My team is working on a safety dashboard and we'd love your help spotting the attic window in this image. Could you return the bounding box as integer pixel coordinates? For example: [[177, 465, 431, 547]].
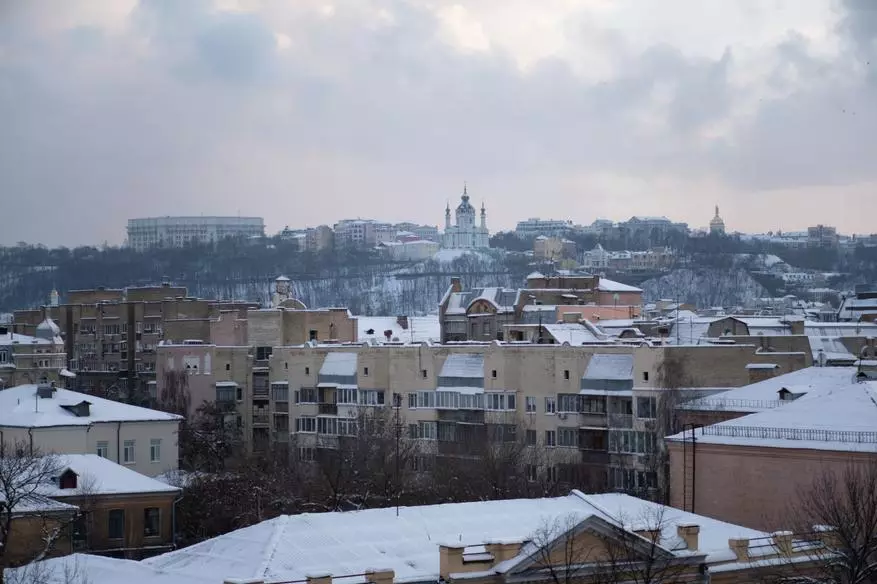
[[60, 401, 91, 418], [59, 469, 78, 490]]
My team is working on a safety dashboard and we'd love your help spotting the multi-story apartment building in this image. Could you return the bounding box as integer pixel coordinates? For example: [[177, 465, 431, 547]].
[[156, 338, 810, 493], [807, 224, 839, 248], [514, 218, 574, 238], [12, 284, 258, 395], [394, 222, 441, 242], [126, 216, 265, 251], [334, 219, 380, 248], [0, 319, 69, 388], [533, 236, 576, 261]]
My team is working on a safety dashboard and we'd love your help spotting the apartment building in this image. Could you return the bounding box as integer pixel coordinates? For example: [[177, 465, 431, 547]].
[[0, 319, 69, 388], [533, 236, 576, 261], [126, 216, 265, 251], [0, 382, 182, 478], [16, 490, 828, 584], [12, 284, 258, 395]]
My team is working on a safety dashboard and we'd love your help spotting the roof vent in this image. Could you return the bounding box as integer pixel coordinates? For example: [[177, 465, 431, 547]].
[[36, 382, 55, 399]]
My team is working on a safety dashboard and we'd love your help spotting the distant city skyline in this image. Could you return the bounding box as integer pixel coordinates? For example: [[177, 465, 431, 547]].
[[2, 0, 875, 247]]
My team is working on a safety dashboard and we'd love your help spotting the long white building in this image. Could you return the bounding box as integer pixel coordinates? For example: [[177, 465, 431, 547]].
[[126, 216, 265, 251]]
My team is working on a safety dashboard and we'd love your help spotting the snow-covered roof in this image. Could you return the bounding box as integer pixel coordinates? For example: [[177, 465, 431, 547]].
[[319, 352, 358, 377], [678, 366, 860, 414], [669, 378, 877, 453], [113, 491, 766, 584], [583, 354, 634, 381], [542, 323, 607, 345], [809, 337, 857, 364], [0, 491, 78, 516], [0, 385, 182, 428], [39, 455, 180, 497], [0, 331, 58, 346], [439, 354, 484, 379], [527, 271, 545, 279], [357, 316, 441, 344], [596, 278, 642, 293]]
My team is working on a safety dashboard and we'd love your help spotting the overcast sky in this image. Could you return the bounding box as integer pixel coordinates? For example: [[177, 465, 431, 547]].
[[1, 0, 875, 247]]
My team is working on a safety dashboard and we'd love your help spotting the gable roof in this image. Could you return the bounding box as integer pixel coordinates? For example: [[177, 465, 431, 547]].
[[39, 455, 180, 497], [0, 385, 182, 428]]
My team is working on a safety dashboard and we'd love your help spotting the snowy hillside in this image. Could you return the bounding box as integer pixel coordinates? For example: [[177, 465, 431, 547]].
[[640, 268, 768, 308]]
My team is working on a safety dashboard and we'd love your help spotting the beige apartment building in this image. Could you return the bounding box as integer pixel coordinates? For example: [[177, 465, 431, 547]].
[[156, 338, 809, 492], [12, 284, 258, 396]]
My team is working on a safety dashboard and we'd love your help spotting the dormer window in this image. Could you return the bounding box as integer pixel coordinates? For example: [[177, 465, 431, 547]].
[[59, 469, 78, 490]]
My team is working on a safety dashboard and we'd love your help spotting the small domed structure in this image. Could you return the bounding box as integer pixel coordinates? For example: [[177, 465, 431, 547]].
[[35, 317, 61, 342], [709, 205, 726, 235]]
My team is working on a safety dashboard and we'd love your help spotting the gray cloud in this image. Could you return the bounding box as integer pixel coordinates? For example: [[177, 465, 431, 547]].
[[0, 0, 875, 246]]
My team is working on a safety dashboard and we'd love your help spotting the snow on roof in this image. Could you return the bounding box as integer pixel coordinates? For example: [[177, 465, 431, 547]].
[[527, 271, 545, 279], [542, 323, 605, 345], [6, 554, 217, 584], [0, 385, 182, 428], [357, 316, 441, 344], [0, 491, 78, 515], [319, 352, 358, 377], [583, 354, 634, 381], [132, 491, 769, 584], [669, 379, 877, 453], [0, 331, 57, 346], [809, 337, 857, 363], [596, 278, 642, 293], [439, 354, 484, 378], [39, 455, 180, 497], [679, 366, 860, 414]]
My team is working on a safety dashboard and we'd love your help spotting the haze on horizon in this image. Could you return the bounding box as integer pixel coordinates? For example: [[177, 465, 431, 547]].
[[1, 0, 876, 248]]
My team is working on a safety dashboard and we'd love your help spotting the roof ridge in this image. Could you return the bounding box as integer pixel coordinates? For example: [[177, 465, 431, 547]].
[[568, 490, 618, 524], [258, 515, 292, 578]]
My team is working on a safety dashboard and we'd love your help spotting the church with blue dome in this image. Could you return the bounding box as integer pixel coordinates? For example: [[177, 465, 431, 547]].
[[443, 184, 490, 249]]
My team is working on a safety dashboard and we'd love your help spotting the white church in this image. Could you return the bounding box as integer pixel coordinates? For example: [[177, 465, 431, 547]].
[[443, 185, 490, 249]]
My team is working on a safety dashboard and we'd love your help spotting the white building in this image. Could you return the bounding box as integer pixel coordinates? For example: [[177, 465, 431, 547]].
[[0, 382, 182, 478], [126, 216, 265, 251], [443, 186, 490, 249], [515, 218, 573, 238]]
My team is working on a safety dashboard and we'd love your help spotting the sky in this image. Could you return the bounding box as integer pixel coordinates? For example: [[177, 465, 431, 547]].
[[1, 0, 876, 247]]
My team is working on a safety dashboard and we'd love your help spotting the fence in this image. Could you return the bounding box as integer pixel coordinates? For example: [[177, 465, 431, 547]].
[[701, 425, 877, 444], [682, 398, 791, 411]]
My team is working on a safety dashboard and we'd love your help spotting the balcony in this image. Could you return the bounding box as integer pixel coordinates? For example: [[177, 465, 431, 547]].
[[580, 449, 611, 465], [253, 414, 270, 426], [608, 413, 634, 428], [316, 435, 339, 449], [273, 431, 290, 443], [579, 412, 608, 428], [318, 403, 338, 416], [274, 402, 289, 413]]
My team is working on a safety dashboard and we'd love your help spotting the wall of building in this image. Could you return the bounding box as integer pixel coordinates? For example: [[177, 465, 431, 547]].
[[668, 441, 876, 530]]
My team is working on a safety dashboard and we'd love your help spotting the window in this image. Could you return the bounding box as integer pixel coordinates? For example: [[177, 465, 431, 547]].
[[558, 394, 581, 413], [295, 387, 317, 403], [558, 427, 579, 448], [491, 370, 497, 379], [236, 386, 243, 402], [255, 346, 273, 361], [582, 397, 607, 414], [421, 369, 428, 379], [0, 350, 8, 364], [545, 430, 556, 447], [608, 430, 657, 454], [545, 397, 557, 414], [409, 421, 437, 440], [526, 464, 538, 482], [305, 366, 310, 375], [284, 362, 288, 370], [225, 363, 230, 371], [525, 429, 537, 445], [485, 392, 516, 411], [295, 416, 316, 433], [336, 388, 357, 405], [298, 447, 316, 462], [123, 440, 135, 464], [546, 466, 558, 483], [525, 396, 537, 413], [643, 371, 650, 382], [363, 366, 369, 376], [272, 385, 290, 402], [358, 389, 385, 406], [309, 330, 318, 341], [564, 370, 570, 380], [108, 509, 125, 540], [144, 508, 160, 537], [636, 397, 657, 419], [96, 441, 109, 458], [149, 439, 161, 463]]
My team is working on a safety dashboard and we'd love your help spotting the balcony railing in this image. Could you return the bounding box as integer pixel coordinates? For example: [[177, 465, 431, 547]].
[[579, 412, 608, 428], [318, 403, 338, 416], [580, 450, 610, 465], [608, 414, 634, 429], [252, 414, 270, 426]]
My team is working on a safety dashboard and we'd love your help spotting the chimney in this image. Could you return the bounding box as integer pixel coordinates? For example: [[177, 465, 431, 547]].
[[450, 277, 463, 293], [771, 531, 793, 555], [396, 316, 409, 330], [485, 540, 522, 563], [814, 525, 840, 548], [364, 569, 395, 584], [728, 537, 750, 562], [676, 524, 700, 550], [439, 544, 465, 579], [36, 381, 54, 399]]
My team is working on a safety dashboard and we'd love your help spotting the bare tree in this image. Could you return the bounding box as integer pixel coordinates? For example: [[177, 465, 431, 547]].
[[764, 462, 877, 584], [0, 443, 64, 580], [156, 370, 191, 417]]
